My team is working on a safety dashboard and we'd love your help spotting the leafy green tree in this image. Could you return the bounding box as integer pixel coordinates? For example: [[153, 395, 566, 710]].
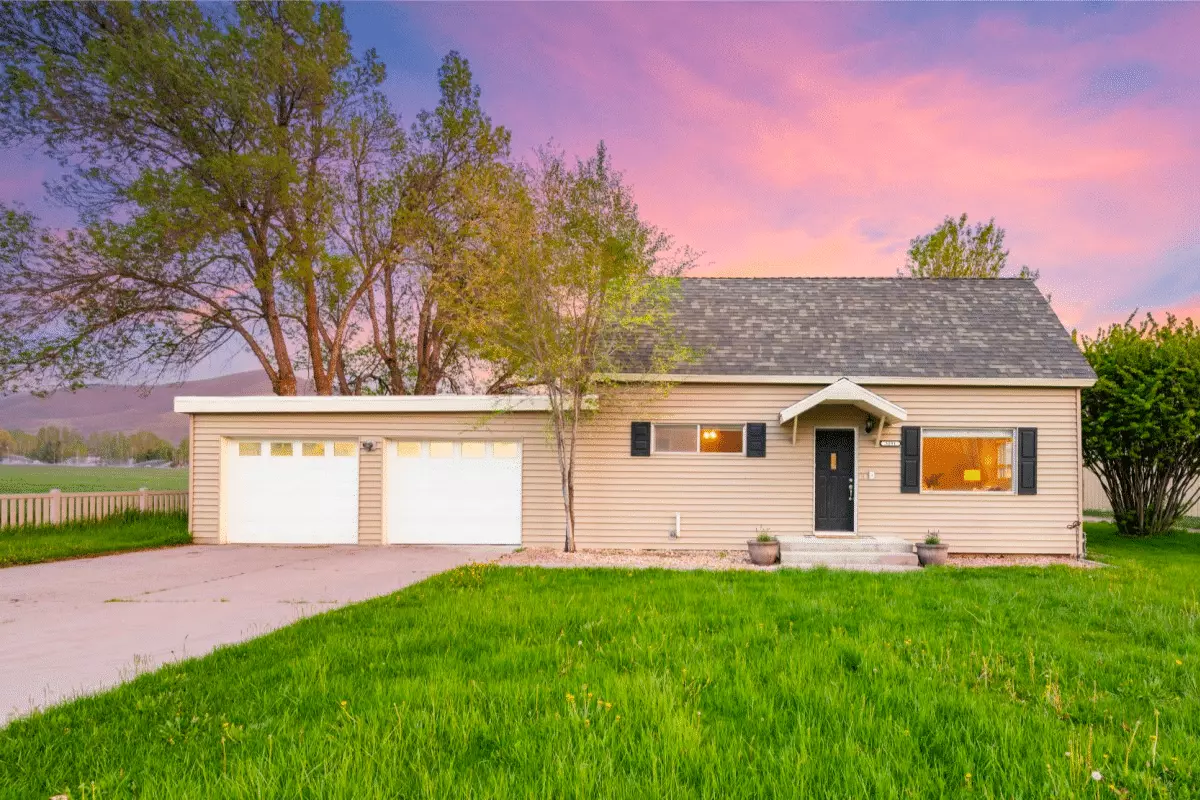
[[32, 426, 86, 464], [86, 431, 132, 464], [0, 2, 384, 395], [129, 430, 174, 462], [0, 429, 14, 458], [1080, 314, 1200, 537], [477, 144, 693, 551], [175, 437, 190, 466], [7, 429, 36, 458], [901, 214, 1038, 280], [335, 51, 516, 394]]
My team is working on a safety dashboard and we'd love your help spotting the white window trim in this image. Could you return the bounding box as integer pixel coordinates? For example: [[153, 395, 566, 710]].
[[919, 427, 1017, 495], [650, 423, 747, 456]]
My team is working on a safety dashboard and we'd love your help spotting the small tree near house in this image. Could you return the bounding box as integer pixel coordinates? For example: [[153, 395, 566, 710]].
[[901, 213, 1039, 280], [1080, 313, 1200, 537], [478, 144, 693, 552]]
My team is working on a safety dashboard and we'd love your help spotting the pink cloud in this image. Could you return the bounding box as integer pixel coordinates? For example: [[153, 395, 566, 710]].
[[399, 4, 1200, 330]]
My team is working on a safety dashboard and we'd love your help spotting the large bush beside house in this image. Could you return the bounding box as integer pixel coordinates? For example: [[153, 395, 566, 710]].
[[1080, 313, 1200, 537]]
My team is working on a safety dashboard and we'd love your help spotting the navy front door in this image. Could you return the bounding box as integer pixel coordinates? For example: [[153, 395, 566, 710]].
[[815, 430, 855, 532]]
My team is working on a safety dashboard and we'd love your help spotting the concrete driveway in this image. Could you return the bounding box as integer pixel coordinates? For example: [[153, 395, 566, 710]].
[[0, 544, 508, 724]]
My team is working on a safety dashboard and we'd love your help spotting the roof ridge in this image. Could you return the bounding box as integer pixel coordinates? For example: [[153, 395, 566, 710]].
[[682, 275, 1036, 281]]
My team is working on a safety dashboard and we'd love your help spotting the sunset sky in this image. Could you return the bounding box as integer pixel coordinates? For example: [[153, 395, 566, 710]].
[[5, 2, 1198, 361]]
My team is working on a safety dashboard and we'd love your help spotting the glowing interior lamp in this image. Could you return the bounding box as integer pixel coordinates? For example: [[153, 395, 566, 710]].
[[702, 430, 718, 440]]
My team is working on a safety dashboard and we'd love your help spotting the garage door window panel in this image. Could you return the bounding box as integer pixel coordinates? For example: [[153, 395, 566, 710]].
[[396, 441, 421, 457]]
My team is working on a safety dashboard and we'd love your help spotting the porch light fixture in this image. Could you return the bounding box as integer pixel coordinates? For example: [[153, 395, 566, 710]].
[[864, 415, 877, 434]]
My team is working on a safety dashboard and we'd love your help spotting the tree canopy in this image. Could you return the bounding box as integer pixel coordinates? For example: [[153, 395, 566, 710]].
[[474, 144, 694, 551], [0, 2, 534, 397], [901, 214, 1038, 280], [1080, 313, 1200, 537]]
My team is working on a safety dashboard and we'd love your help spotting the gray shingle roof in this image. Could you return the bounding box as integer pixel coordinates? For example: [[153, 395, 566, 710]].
[[635, 277, 1095, 381]]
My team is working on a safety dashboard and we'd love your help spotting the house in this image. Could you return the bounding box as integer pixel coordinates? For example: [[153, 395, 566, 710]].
[[175, 278, 1096, 555]]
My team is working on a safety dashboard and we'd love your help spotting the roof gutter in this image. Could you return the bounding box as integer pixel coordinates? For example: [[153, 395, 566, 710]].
[[604, 373, 1096, 388], [173, 395, 584, 414]]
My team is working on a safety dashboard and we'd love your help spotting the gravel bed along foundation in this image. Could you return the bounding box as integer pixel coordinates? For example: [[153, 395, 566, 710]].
[[496, 548, 1107, 571], [497, 547, 777, 571]]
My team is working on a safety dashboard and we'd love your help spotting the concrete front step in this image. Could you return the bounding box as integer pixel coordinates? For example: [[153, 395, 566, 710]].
[[777, 535, 916, 554], [780, 551, 921, 568]]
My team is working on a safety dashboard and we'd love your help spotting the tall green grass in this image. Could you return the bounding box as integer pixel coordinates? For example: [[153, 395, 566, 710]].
[[0, 523, 1196, 798], [0, 510, 190, 567]]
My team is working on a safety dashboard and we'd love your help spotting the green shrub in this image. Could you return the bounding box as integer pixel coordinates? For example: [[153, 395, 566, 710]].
[[1080, 313, 1200, 536]]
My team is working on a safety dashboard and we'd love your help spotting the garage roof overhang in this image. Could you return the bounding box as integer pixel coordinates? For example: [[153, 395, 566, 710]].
[[777, 378, 908, 426], [174, 395, 586, 414]]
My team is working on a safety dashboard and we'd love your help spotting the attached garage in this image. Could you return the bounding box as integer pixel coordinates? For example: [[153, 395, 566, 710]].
[[386, 440, 522, 545], [176, 395, 557, 547], [224, 438, 359, 544]]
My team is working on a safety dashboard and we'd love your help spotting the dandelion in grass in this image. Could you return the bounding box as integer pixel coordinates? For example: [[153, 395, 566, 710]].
[[1091, 771, 1103, 781]]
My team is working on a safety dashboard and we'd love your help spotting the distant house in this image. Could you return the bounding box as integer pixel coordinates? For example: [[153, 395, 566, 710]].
[[176, 278, 1095, 555]]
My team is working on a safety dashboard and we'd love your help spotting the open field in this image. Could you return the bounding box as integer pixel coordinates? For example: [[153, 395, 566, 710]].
[[0, 465, 188, 493], [0, 511, 190, 567], [0, 523, 1196, 798]]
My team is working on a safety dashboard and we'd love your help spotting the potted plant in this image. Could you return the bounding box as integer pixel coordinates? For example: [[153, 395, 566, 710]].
[[747, 527, 780, 565], [915, 533, 949, 566]]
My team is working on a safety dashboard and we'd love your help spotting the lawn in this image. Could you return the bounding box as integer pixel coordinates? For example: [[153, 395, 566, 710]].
[[1086, 508, 1200, 530], [0, 465, 188, 493], [1, 524, 1196, 798], [0, 511, 190, 567]]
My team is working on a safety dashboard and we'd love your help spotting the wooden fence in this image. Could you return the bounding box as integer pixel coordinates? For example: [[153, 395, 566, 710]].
[[0, 488, 188, 530], [1083, 468, 1200, 515]]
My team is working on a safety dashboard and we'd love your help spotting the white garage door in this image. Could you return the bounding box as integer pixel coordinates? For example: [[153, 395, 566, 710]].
[[386, 440, 522, 545], [224, 439, 359, 544]]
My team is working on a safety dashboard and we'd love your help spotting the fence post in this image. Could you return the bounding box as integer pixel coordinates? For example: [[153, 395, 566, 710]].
[[138, 487, 148, 513], [49, 488, 61, 525]]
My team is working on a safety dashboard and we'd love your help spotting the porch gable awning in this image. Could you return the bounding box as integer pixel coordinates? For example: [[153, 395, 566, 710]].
[[778, 378, 908, 425]]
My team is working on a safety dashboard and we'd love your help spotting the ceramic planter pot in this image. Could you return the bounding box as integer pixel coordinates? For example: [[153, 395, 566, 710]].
[[915, 542, 950, 566], [747, 539, 780, 566]]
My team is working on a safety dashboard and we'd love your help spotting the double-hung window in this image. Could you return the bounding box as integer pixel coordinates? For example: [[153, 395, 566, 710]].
[[920, 429, 1014, 492], [652, 424, 745, 455]]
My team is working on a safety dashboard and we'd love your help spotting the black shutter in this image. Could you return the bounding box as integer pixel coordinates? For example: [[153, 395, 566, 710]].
[[631, 422, 651, 457], [1017, 428, 1037, 495], [900, 426, 921, 493], [746, 423, 766, 457]]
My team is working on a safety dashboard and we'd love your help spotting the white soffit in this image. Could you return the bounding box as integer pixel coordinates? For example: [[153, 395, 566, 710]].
[[174, 395, 567, 414], [778, 378, 908, 424]]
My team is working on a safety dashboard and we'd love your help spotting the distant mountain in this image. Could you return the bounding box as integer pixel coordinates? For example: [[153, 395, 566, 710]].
[[0, 371, 277, 441]]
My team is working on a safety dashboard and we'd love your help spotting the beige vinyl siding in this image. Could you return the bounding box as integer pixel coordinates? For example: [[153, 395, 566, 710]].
[[569, 383, 1082, 554], [357, 440, 384, 545], [857, 387, 1080, 554], [187, 412, 196, 536], [186, 382, 1082, 554], [188, 412, 564, 546]]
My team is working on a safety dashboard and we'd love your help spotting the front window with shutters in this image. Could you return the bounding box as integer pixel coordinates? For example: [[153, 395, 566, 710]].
[[920, 429, 1014, 492], [652, 424, 745, 455]]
